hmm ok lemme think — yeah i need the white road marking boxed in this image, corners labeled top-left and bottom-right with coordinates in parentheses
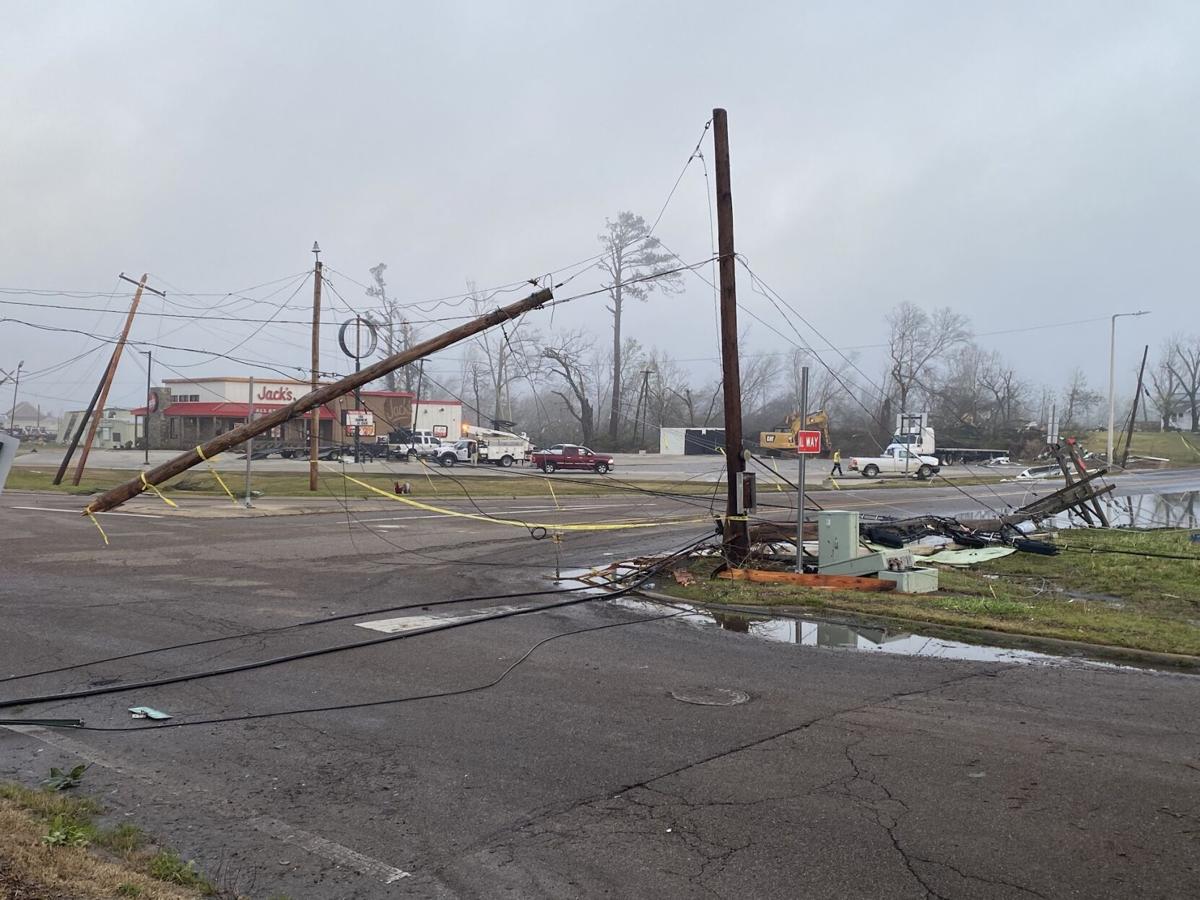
top-left (11, 506), bottom-right (164, 519)
top-left (2, 725), bottom-right (413, 884)
top-left (356, 604), bottom-right (523, 633)
top-left (248, 815), bottom-right (410, 882)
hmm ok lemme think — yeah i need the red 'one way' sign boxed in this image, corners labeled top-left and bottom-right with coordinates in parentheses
top-left (795, 430), bottom-right (822, 454)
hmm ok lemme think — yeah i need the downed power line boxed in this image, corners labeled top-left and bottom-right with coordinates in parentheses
top-left (83, 286), bottom-right (553, 514)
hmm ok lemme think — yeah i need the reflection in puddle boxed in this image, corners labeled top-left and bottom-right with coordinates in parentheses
top-left (611, 597), bottom-right (1123, 668)
top-left (1087, 491), bottom-right (1199, 529)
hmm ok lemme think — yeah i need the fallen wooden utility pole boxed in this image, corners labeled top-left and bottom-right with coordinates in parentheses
top-left (1119, 344), bottom-right (1149, 469)
top-left (85, 286), bottom-right (553, 514)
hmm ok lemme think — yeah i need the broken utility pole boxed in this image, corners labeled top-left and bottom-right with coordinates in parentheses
top-left (310, 242), bottom-right (322, 492)
top-left (85, 287), bottom-right (553, 514)
top-left (713, 107), bottom-right (750, 564)
top-left (1120, 344), bottom-right (1149, 469)
top-left (57, 274), bottom-right (165, 485)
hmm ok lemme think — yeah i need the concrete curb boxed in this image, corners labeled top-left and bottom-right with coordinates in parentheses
top-left (634, 588), bottom-right (1200, 672)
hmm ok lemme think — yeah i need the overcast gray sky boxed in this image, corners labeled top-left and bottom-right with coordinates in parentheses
top-left (2, 0), bottom-right (1195, 416)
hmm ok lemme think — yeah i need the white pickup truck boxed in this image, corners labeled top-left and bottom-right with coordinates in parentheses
top-left (385, 431), bottom-right (442, 462)
top-left (849, 446), bottom-right (941, 480)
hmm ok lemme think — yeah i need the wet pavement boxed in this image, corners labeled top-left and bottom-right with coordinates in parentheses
top-left (612, 597), bottom-right (1135, 668)
top-left (3, 486), bottom-right (1200, 897)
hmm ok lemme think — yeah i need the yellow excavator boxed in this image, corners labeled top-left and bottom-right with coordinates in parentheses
top-left (758, 410), bottom-right (831, 457)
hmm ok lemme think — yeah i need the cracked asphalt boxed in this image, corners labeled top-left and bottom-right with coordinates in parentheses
top-left (2, 490), bottom-right (1199, 898)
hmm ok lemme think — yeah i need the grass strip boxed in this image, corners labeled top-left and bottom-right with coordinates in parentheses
top-left (0, 782), bottom-right (216, 899)
top-left (657, 529), bottom-right (1200, 657)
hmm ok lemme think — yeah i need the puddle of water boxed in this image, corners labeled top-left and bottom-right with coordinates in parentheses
top-left (610, 597), bottom-right (1124, 668)
top-left (939, 490), bottom-right (1199, 532)
top-left (1053, 491), bottom-right (1199, 530)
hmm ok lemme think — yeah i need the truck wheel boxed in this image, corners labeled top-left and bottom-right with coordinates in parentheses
top-left (594, 462), bottom-right (610, 474)
top-left (440, 455), bottom-right (455, 467)
top-left (542, 461), bottom-right (557, 474)
top-left (862, 464), bottom-right (879, 478)
top-left (500, 454), bottom-right (513, 467)
top-left (917, 464), bottom-right (933, 480)
top-left (407, 449), bottom-right (418, 462)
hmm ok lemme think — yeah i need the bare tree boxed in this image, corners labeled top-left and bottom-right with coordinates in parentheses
top-left (929, 345), bottom-right (1026, 437)
top-left (543, 330), bottom-right (598, 445)
top-left (981, 364), bottom-right (1025, 434)
top-left (364, 263), bottom-right (419, 392)
top-left (930, 344), bottom-right (988, 432)
top-left (740, 350), bottom-right (782, 417)
top-left (1062, 367), bottom-right (1103, 425)
top-left (614, 337), bottom-right (652, 443)
top-left (1148, 350), bottom-right (1182, 431)
top-left (466, 281), bottom-right (541, 426)
top-left (646, 351), bottom-right (696, 430)
top-left (885, 303), bottom-right (971, 414)
top-left (597, 212), bottom-right (683, 446)
top-left (1164, 335), bottom-right (1200, 431)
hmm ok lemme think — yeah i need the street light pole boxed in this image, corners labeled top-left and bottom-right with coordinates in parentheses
top-left (1107, 310), bottom-right (1150, 465)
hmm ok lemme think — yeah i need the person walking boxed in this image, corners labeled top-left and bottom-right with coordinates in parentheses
top-left (830, 448), bottom-right (843, 477)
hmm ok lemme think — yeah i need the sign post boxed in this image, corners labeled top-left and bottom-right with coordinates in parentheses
top-left (244, 377), bottom-right (254, 508)
top-left (339, 317), bottom-right (378, 463)
top-left (793, 368), bottom-right (825, 572)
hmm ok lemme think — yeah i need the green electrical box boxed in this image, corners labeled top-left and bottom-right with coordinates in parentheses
top-left (818, 510), bottom-right (860, 567)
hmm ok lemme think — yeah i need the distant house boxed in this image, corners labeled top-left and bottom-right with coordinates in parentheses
top-left (5, 401), bottom-right (59, 439)
top-left (59, 408), bottom-right (136, 449)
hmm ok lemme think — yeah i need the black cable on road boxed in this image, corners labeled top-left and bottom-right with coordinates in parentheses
top-left (25, 610), bottom-right (687, 732)
top-left (0, 532), bottom-right (713, 711)
top-left (0, 580), bottom-right (639, 686)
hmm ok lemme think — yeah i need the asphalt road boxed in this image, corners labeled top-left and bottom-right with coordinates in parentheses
top-left (2, 483), bottom-right (1199, 899)
top-left (11, 445), bottom-right (1028, 484)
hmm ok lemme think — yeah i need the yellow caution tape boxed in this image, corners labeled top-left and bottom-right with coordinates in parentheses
top-left (195, 445), bottom-right (238, 506)
top-left (416, 457), bottom-right (439, 492)
top-left (140, 472), bottom-right (178, 508)
top-left (769, 458), bottom-right (783, 492)
top-left (84, 508), bottom-right (109, 545)
top-left (332, 468), bottom-right (710, 532)
top-left (545, 477), bottom-right (561, 510)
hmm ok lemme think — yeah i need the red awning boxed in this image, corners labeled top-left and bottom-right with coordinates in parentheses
top-left (161, 402), bottom-right (336, 420)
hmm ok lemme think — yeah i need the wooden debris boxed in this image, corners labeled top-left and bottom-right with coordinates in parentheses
top-left (718, 568), bottom-right (895, 591)
top-left (672, 569), bottom-right (697, 587)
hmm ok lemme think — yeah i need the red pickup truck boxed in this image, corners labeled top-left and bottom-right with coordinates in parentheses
top-left (531, 444), bottom-right (614, 474)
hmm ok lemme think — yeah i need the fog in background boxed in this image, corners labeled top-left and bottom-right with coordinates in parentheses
top-left (2, 0), bottom-right (1195, 421)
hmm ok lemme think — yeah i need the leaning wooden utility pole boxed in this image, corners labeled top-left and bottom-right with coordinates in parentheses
top-left (1119, 344), bottom-right (1149, 469)
top-left (712, 107), bottom-right (750, 563)
top-left (70, 274), bottom-right (164, 485)
top-left (85, 287), bottom-right (554, 514)
top-left (310, 242), bottom-right (323, 492)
